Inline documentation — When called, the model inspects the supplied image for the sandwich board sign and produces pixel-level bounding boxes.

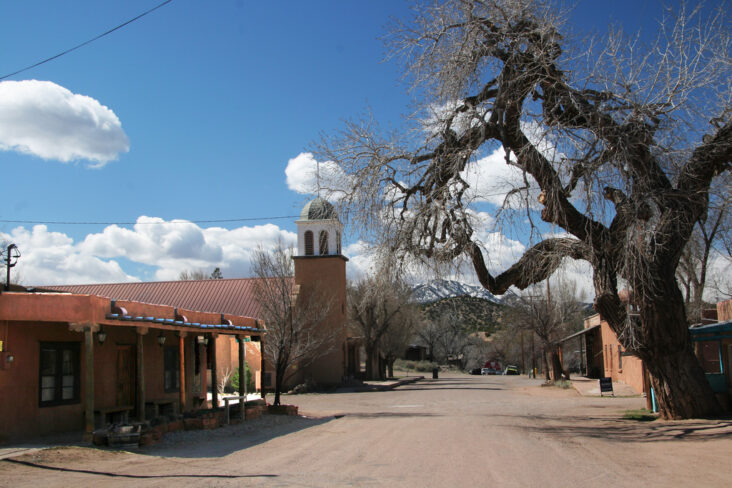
[599,377,614,396]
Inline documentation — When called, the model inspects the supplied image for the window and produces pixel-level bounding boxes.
[39,342,80,406]
[164,346,180,392]
[319,230,329,255]
[304,231,314,255]
[696,342,722,374]
[617,345,623,370]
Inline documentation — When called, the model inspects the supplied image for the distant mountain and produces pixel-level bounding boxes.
[411,279,503,304]
[420,295,504,333]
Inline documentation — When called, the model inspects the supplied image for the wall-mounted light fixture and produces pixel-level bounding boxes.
[157,333,166,347]
[6,354,14,364]
[97,327,107,345]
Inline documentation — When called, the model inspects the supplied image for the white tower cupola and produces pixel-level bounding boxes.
[296,197,343,257]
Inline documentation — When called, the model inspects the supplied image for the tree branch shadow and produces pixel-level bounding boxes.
[500,414,732,442]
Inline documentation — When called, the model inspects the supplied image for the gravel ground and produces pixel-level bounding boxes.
[1,373,730,487]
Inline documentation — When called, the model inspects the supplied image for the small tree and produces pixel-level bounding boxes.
[348,273,414,380]
[504,280,585,382]
[381,306,419,378]
[210,267,224,280]
[252,244,333,405]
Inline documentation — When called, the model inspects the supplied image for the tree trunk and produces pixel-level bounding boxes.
[387,360,394,379]
[598,278,720,419]
[542,348,551,382]
[551,350,564,381]
[636,301,720,419]
[364,345,376,380]
[273,366,285,406]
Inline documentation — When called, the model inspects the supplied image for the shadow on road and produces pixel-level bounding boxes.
[503,414,732,443]
[2,458,277,480]
[337,412,441,419]
[145,415,334,458]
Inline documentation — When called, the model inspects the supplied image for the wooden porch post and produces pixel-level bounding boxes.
[210,334,218,408]
[260,336,266,400]
[238,336,245,399]
[84,327,95,438]
[178,332,187,413]
[136,328,147,422]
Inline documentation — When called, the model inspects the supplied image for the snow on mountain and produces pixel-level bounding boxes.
[411,279,504,304]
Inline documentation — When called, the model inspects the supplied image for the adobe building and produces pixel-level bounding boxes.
[42,197,357,390]
[558,298,732,409]
[0,291,263,441]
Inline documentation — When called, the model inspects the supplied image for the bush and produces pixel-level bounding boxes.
[230,363,256,394]
[395,359,439,372]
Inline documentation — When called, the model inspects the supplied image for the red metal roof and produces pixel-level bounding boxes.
[43,278,269,318]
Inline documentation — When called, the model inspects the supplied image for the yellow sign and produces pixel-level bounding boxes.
[0,340,3,352]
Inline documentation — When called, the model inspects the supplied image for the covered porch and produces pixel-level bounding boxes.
[0,291,265,442]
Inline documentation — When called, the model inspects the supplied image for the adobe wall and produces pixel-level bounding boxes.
[293,255,348,386]
[0,321,215,441]
[718,299,732,322]
[599,321,645,394]
[210,337,262,392]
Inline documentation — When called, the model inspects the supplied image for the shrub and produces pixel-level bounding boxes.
[230,363,255,394]
[395,359,439,372]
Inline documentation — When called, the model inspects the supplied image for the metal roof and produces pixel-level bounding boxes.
[43,278,274,318]
[556,324,600,344]
[299,197,337,221]
[689,320,732,336]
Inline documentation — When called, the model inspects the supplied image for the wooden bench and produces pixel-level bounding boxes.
[94,405,134,427]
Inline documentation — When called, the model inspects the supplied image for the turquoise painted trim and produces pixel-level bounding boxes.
[691,334,732,342]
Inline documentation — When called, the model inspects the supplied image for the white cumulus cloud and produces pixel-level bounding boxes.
[285,152,349,200]
[1,217,297,286]
[0,80,129,166]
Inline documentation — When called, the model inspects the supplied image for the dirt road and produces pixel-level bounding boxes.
[1,373,730,487]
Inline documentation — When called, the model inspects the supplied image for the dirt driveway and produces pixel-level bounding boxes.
[1,373,730,487]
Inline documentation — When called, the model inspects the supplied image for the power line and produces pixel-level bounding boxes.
[0,215,300,226]
[0,0,173,81]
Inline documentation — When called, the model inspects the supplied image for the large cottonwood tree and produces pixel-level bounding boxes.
[319,0,731,418]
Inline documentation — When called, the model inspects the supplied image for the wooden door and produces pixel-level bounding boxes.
[116,345,135,406]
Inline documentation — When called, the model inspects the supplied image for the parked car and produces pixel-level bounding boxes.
[504,365,520,375]
[481,367,500,375]
[469,368,482,375]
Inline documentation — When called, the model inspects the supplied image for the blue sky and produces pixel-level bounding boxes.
[0,0,726,293]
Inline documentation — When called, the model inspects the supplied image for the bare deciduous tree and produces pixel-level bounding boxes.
[348,273,414,380]
[252,244,333,405]
[380,306,419,378]
[677,185,731,323]
[178,269,209,280]
[319,0,730,418]
[504,280,586,381]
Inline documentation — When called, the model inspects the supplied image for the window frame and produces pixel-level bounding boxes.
[38,341,81,407]
[319,230,329,255]
[164,345,180,393]
[304,230,314,256]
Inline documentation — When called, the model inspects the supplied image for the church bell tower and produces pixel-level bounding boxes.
[292,197,349,385]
